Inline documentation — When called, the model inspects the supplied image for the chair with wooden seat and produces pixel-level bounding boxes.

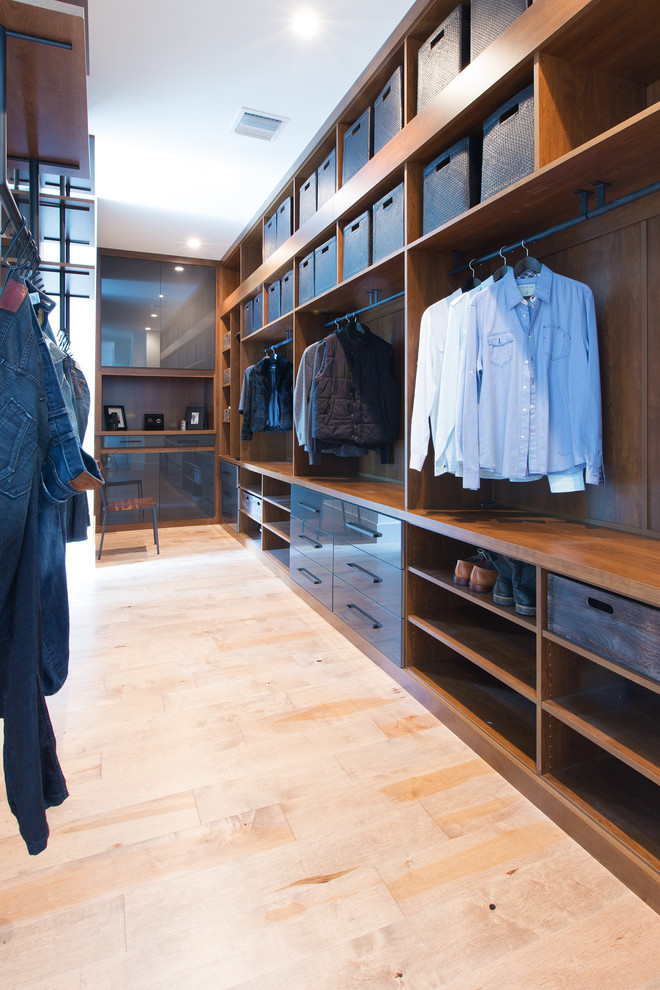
[97,463,159,560]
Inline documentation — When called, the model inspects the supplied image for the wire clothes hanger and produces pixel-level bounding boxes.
[461,258,481,293]
[513,238,542,278]
[493,246,513,282]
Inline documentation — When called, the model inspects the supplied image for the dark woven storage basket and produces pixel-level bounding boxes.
[298,252,315,305]
[252,291,263,332]
[267,280,280,323]
[299,171,317,226]
[417,5,469,113]
[342,107,372,185]
[471,0,533,63]
[317,149,336,209]
[481,85,534,201]
[373,66,403,156]
[423,136,476,234]
[372,183,404,264]
[314,235,337,296]
[342,210,371,280]
[280,269,294,313]
[243,298,252,337]
[275,197,292,249]
[264,214,277,260]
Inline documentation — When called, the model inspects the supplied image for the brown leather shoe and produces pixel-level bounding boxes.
[454,550,494,588]
[469,564,497,594]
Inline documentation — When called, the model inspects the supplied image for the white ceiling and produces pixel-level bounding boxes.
[86,0,416,263]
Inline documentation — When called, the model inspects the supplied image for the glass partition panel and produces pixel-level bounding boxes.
[100,255,215,369]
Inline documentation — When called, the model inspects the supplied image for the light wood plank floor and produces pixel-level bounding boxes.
[2,524,660,989]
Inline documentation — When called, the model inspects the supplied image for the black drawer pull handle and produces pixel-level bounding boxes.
[299,501,320,514]
[346,522,382,539]
[346,562,382,583]
[298,567,321,585]
[299,534,322,549]
[346,603,382,629]
[587,596,614,614]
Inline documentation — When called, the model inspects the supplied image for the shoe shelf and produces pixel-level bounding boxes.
[408,563,536,632]
[542,721,660,871]
[408,630,537,769]
[407,610,537,701]
[262,519,291,543]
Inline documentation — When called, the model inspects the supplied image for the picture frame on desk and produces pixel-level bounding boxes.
[103,404,126,430]
[185,405,205,430]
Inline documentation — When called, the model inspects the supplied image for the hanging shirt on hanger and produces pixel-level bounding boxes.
[460,265,604,491]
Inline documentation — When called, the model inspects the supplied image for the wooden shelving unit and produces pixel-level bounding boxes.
[217,0,660,911]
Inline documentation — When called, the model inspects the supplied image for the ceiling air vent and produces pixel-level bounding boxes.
[233,108,289,141]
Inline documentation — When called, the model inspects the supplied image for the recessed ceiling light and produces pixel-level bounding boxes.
[292,8,320,38]
[150,312,158,318]
[187,237,201,249]
[145,326,151,331]
[174,266,184,272]
[159,293,164,298]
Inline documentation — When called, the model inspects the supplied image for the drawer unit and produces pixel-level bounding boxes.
[241,488,262,523]
[290,518,334,573]
[333,500,402,568]
[221,484,238,526]
[333,575,402,665]
[291,485,338,534]
[290,545,333,611]
[333,538,402,616]
[547,574,660,682]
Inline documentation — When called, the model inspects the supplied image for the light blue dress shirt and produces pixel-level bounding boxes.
[460,265,604,491]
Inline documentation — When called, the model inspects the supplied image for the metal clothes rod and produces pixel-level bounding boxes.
[323,290,405,328]
[450,179,660,275]
[263,336,293,353]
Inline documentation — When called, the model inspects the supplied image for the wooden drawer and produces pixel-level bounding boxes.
[289,546,333,611]
[241,489,262,523]
[333,538,403,616]
[221,486,238,524]
[333,500,402,568]
[290,518,334,572]
[291,485,338,534]
[547,574,660,682]
[333,575,403,666]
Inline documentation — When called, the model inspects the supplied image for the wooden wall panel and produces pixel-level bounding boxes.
[494,221,646,530]
[647,216,660,533]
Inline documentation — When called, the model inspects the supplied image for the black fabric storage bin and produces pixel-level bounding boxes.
[298,252,315,305]
[252,292,263,332]
[471,0,533,63]
[275,197,292,248]
[299,171,317,226]
[267,280,280,323]
[342,210,371,280]
[264,214,277,259]
[243,298,252,337]
[417,5,469,113]
[481,84,534,200]
[423,136,477,234]
[372,183,404,264]
[314,235,337,296]
[373,66,403,156]
[280,269,294,313]
[342,107,372,185]
[317,149,336,209]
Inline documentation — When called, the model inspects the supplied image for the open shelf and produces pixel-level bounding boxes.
[409,648,536,768]
[409,563,536,632]
[408,611,536,701]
